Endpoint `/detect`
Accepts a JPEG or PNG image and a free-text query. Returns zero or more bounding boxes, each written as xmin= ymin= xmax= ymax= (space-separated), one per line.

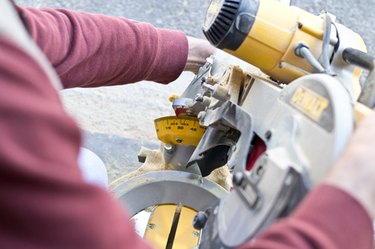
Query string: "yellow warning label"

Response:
xmin=290 ymin=86 xmax=329 ymax=122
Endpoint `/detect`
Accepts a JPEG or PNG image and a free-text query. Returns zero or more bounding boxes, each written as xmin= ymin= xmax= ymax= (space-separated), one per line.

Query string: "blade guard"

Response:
xmin=187 ymin=101 xmax=253 ymax=176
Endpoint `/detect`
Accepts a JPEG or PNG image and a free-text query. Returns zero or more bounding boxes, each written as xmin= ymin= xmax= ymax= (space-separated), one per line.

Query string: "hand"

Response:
xmin=184 ymin=36 xmax=216 ymax=74
xmin=325 ymin=111 xmax=375 ymax=217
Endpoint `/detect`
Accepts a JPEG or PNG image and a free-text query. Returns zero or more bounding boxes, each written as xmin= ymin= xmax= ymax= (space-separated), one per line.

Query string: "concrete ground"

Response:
xmin=17 ymin=0 xmax=375 ymax=53
xmin=15 ymin=0 xmax=375 ymax=182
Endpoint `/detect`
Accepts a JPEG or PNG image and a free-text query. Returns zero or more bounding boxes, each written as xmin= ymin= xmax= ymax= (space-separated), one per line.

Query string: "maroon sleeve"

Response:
xmin=0 ymin=36 xmax=151 ymax=249
xmin=17 ymin=6 xmax=188 ymax=88
xmin=240 ymin=185 xmax=373 ymax=249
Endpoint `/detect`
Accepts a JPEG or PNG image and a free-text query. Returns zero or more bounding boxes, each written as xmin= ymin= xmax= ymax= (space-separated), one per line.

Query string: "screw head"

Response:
xmin=256 ymin=165 xmax=264 ymax=176
xmin=164 ymin=144 xmax=174 ymax=154
xmin=148 ymin=223 xmax=156 ymax=229
xmin=265 ymin=130 xmax=272 ymax=141
xmin=192 ymin=231 xmax=200 ymax=238
xmin=195 ymin=94 xmax=204 ymax=102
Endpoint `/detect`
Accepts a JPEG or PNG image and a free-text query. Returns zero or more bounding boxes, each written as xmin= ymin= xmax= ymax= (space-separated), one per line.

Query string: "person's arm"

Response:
xmin=17 ymin=6 xmax=211 ymax=88
xmin=239 ymin=185 xmax=372 ymax=249
xmin=0 ymin=34 xmax=152 ymax=248
xmin=325 ymin=112 xmax=375 ymax=218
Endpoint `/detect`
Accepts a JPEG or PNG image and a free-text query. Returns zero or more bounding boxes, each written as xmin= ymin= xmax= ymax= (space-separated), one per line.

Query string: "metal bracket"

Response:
xmin=232 ymin=171 xmax=259 ymax=209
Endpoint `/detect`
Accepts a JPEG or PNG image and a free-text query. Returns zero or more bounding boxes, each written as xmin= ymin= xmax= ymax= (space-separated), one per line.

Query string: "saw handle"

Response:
xmin=342 ymin=48 xmax=375 ymax=122
xmin=342 ymin=48 xmax=374 ymax=71
xmin=343 ymin=48 xmax=375 ymax=109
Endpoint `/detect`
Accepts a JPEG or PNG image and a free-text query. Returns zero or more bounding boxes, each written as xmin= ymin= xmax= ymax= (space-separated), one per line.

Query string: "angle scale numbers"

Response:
xmin=154 ymin=116 xmax=206 ymax=146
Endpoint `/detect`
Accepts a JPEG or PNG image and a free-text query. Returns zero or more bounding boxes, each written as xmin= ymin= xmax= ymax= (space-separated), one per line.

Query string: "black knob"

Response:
xmin=193 ymin=211 xmax=209 ymax=230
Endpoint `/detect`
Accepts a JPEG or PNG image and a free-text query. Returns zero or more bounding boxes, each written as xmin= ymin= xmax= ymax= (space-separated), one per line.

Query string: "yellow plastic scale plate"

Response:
xmin=154 ymin=116 xmax=206 ymax=146
xmin=144 ymin=204 xmax=200 ymax=249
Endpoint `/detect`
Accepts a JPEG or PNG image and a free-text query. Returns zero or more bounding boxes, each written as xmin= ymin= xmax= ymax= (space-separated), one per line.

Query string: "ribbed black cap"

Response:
xmin=203 ymin=0 xmax=259 ymax=50
xmin=203 ymin=0 xmax=241 ymax=47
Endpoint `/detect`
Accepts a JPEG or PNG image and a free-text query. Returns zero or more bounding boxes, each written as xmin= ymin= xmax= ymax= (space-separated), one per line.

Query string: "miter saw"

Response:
xmin=113 ymin=0 xmax=375 ymax=248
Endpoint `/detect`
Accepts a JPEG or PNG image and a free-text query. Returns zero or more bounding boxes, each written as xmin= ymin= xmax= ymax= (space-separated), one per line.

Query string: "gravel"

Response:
xmin=16 ymin=0 xmax=375 ymax=53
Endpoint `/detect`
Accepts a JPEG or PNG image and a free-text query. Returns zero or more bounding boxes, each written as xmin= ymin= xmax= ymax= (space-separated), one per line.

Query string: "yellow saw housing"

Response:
xmin=203 ymin=0 xmax=365 ymax=84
